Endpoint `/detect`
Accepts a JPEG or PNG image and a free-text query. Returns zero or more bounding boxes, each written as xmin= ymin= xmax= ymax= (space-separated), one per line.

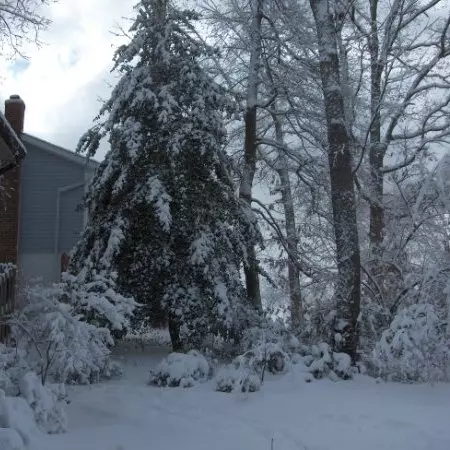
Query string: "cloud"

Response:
xmin=1 ymin=0 xmax=135 ymax=159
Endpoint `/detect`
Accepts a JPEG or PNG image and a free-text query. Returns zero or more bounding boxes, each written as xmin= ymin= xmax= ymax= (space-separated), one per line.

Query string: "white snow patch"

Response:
xmin=33 ymin=351 xmax=450 ymax=450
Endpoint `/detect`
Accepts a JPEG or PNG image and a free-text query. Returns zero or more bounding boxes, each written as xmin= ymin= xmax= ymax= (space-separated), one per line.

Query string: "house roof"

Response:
xmin=0 ymin=110 xmax=27 ymax=174
xmin=21 ymin=134 xmax=99 ymax=171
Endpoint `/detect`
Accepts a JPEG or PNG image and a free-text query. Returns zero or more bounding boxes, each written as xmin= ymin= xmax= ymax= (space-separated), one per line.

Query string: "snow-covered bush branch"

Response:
xmin=62 ymin=271 xmax=137 ymax=339
xmin=10 ymin=283 xmax=117 ymax=385
xmin=372 ymin=303 xmax=450 ymax=382
xmin=149 ymin=350 xmax=211 ymax=388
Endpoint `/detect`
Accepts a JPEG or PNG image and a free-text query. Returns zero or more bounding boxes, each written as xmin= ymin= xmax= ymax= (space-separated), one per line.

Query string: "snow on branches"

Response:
xmin=71 ymin=0 xmax=261 ymax=351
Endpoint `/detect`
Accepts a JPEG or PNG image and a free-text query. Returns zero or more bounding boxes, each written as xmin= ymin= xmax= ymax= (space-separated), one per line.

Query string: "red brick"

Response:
xmin=0 ymin=95 xmax=25 ymax=264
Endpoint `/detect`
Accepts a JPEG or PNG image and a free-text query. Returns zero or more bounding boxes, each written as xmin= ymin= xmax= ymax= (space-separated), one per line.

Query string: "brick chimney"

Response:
xmin=0 ymin=95 xmax=25 ymax=264
xmin=5 ymin=95 xmax=25 ymax=134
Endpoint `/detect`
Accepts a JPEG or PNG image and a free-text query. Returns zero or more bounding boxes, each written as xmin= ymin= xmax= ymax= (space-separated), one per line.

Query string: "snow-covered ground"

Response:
xmin=34 ymin=346 xmax=450 ymax=450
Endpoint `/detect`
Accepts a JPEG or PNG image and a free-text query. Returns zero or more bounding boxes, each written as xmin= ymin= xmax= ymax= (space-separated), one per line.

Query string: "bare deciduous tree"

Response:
xmin=0 ymin=0 xmax=52 ymax=59
xmin=350 ymin=0 xmax=450 ymax=262
xmin=239 ymin=0 xmax=264 ymax=309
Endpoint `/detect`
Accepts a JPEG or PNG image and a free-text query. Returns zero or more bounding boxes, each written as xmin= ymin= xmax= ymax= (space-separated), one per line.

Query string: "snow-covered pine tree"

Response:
xmin=70 ymin=0 xmax=261 ymax=351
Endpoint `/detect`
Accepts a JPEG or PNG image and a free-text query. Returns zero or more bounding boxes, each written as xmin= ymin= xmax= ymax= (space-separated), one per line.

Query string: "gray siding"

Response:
xmin=58 ymin=185 xmax=84 ymax=252
xmin=19 ymin=142 xmax=85 ymax=253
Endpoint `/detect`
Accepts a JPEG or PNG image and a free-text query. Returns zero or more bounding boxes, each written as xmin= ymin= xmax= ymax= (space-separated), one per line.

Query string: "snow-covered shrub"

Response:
xmin=0 ymin=355 xmax=67 ymax=445
xmin=237 ymin=319 xmax=352 ymax=383
xmin=301 ymin=299 xmax=336 ymax=346
xmin=19 ymin=372 xmax=67 ymax=434
xmin=149 ymin=350 xmax=210 ymax=387
xmin=240 ymin=318 xmax=291 ymax=353
xmin=11 ymin=283 xmax=115 ymax=385
xmin=371 ymin=304 xmax=450 ymax=382
xmin=215 ymin=364 xmax=261 ymax=393
xmin=0 ymin=348 xmax=67 ymax=439
xmin=236 ymin=342 xmax=289 ymax=375
xmin=0 ymin=344 xmax=30 ymax=396
xmin=215 ymin=341 xmax=288 ymax=393
xmin=305 ymin=343 xmax=332 ymax=379
xmin=0 ymin=427 xmax=24 ymax=450
xmin=0 ymin=389 xmax=39 ymax=448
xmin=124 ymin=325 xmax=172 ymax=349
xmin=0 ymin=345 xmax=68 ymax=431
xmin=302 ymin=343 xmax=352 ymax=380
xmin=332 ymin=352 xmax=352 ymax=379
xmin=239 ymin=312 xmax=311 ymax=356
xmin=62 ymin=271 xmax=137 ymax=339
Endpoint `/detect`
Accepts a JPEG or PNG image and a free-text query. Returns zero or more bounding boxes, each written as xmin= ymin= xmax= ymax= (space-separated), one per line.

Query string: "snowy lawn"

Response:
xmin=34 ymin=348 xmax=450 ymax=450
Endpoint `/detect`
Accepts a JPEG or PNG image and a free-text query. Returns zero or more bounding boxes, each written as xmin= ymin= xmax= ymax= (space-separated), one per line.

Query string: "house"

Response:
xmin=0 ymin=95 xmax=98 ymax=285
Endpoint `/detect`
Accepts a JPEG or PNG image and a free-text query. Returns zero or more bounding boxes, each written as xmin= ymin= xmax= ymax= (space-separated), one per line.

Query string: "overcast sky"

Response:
xmin=1 ymin=0 xmax=136 ymax=159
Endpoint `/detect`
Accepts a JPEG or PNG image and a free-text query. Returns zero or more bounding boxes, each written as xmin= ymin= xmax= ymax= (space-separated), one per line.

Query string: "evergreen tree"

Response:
xmin=70 ymin=0 xmax=261 ymax=351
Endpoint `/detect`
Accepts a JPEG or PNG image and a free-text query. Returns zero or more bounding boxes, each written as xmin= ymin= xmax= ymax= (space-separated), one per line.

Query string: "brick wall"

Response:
xmin=0 ymin=95 xmax=25 ymax=264
xmin=0 ymin=165 xmax=21 ymax=263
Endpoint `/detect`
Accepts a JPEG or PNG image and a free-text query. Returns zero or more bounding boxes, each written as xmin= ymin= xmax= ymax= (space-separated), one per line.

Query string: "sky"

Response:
xmin=1 ymin=0 xmax=136 ymax=160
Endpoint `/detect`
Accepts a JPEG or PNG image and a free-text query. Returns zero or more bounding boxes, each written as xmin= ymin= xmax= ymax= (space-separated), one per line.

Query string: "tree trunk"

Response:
xmin=168 ymin=315 xmax=183 ymax=352
xmin=154 ymin=0 xmax=167 ymax=25
xmin=278 ymin=165 xmax=302 ymax=327
xmin=152 ymin=0 xmax=184 ymax=352
xmin=239 ymin=0 xmax=263 ymax=309
xmin=272 ymin=111 xmax=302 ymax=327
xmin=368 ymin=0 xmax=385 ymax=260
xmin=310 ymin=0 xmax=361 ymax=361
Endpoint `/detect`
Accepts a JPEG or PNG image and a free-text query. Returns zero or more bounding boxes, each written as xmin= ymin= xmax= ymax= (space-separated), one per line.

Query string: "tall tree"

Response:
xmin=238 ymin=0 xmax=264 ymax=309
xmin=309 ymin=0 xmax=361 ymax=361
xmin=70 ymin=0 xmax=260 ymax=351
xmin=346 ymin=0 xmax=450 ymax=305
xmin=201 ymin=0 xmax=314 ymax=319
xmin=271 ymin=109 xmax=303 ymax=326
xmin=360 ymin=1 xmax=450 ymax=261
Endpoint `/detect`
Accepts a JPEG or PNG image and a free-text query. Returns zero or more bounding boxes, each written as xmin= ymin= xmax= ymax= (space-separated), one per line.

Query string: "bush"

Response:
xmin=239 ymin=321 xmax=352 ymax=383
xmin=302 ymin=343 xmax=352 ymax=380
xmin=19 ymin=372 xmax=67 ymax=434
xmin=215 ymin=365 xmax=261 ymax=393
xmin=0 ymin=368 xmax=67 ymax=447
xmin=0 ymin=345 xmax=30 ymax=397
xmin=0 ymin=279 xmax=129 ymax=448
xmin=332 ymin=352 xmax=352 ymax=379
xmin=0 ymin=390 xmax=39 ymax=448
xmin=371 ymin=303 xmax=450 ymax=382
xmin=240 ymin=318 xmax=293 ymax=354
xmin=236 ymin=342 xmax=288 ymax=375
xmin=149 ymin=350 xmax=210 ymax=387
xmin=214 ymin=341 xmax=288 ymax=394
xmin=62 ymin=271 xmax=137 ymax=338
xmin=0 ymin=428 xmax=24 ymax=450
xmin=11 ymin=283 xmax=116 ymax=385
xmin=222 ymin=318 xmax=352 ymax=389
xmin=0 ymin=348 xmax=67 ymax=435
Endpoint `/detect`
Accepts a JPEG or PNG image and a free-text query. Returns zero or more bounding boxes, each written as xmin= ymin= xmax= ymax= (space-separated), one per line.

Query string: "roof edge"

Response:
xmin=21 ymin=133 xmax=99 ymax=169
